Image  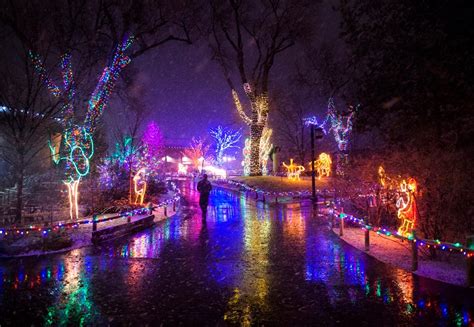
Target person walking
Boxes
[197,174,212,219]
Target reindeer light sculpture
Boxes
[31,35,133,220]
[133,168,147,205]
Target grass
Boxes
[231,176,332,193]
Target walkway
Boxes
[0,180,473,325]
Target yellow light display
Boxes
[378,165,386,187]
[65,179,80,221]
[133,168,147,205]
[396,178,417,236]
[309,152,332,179]
[259,128,273,175]
[232,90,252,125]
[283,159,305,181]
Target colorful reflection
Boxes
[305,215,473,325]
[0,180,473,326]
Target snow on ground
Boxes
[2,196,179,258]
[333,226,467,287]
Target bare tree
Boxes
[209,0,314,175]
[0,45,63,223]
[0,0,198,221]
[272,93,309,165]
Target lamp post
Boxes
[311,125,324,202]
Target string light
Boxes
[231,83,270,175]
[232,90,251,125]
[210,125,241,166]
[329,203,472,257]
[85,35,134,133]
[216,179,312,198]
[259,128,273,175]
[282,159,305,181]
[242,138,251,176]
[304,98,357,175]
[31,34,134,220]
[0,182,181,238]
[133,168,147,205]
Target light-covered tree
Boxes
[209,0,315,175]
[210,126,241,166]
[183,137,210,170]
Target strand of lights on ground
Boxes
[0,181,181,237]
[215,178,474,257]
[218,179,312,198]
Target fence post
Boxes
[411,229,418,271]
[339,208,344,237]
[364,217,370,251]
[164,206,168,217]
[92,215,98,232]
[173,201,176,212]
[262,193,266,203]
[275,196,278,204]
[467,235,474,287]
[127,214,131,223]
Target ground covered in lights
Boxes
[232,175,331,193]
[334,227,466,286]
[0,181,473,326]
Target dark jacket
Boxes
[197,179,212,204]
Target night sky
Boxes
[104,0,339,148]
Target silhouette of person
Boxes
[197,173,212,219]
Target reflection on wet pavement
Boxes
[0,181,473,325]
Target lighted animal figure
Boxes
[283,159,305,181]
[396,178,417,236]
[242,138,251,176]
[309,153,332,179]
[31,35,133,220]
[133,168,147,205]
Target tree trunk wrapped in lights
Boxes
[209,0,312,175]
[232,84,269,175]
[259,127,273,175]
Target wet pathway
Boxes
[0,181,473,326]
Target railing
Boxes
[328,202,474,286]
[0,181,181,237]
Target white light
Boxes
[203,165,226,179]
